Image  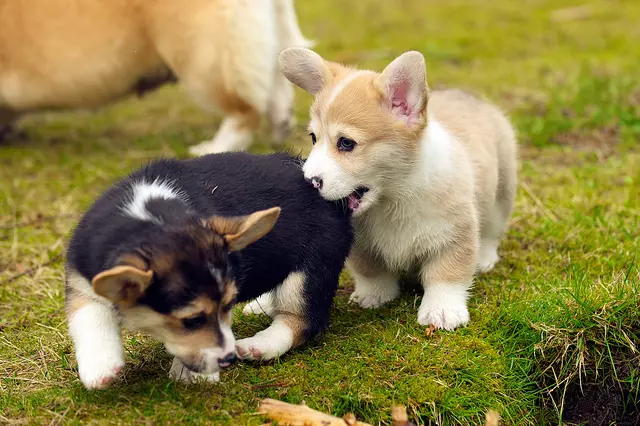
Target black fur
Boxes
[67,152,353,340]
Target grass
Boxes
[1,0,639,424]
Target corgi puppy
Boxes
[279,48,517,330]
[0,0,311,154]
[65,152,352,390]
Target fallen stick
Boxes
[258,398,500,426]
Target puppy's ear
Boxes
[279,47,331,94]
[92,265,153,307]
[209,207,281,252]
[376,51,428,127]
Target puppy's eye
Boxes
[222,304,233,314]
[337,137,356,152]
[309,132,317,145]
[182,314,207,330]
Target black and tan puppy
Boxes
[65,152,352,389]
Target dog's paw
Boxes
[236,322,293,361]
[77,351,125,390]
[349,279,400,309]
[242,293,275,317]
[168,358,220,384]
[477,249,500,273]
[417,283,470,330]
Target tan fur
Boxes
[281,48,517,330]
[0,0,311,152]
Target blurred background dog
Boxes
[0,0,311,155]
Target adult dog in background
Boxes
[0,0,311,154]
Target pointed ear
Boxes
[92,266,153,307]
[279,47,331,95]
[376,51,428,126]
[209,207,281,252]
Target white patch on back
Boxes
[326,71,365,107]
[121,178,188,224]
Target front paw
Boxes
[168,358,220,384]
[417,283,470,330]
[77,349,125,390]
[349,279,400,309]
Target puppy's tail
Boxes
[274,0,315,49]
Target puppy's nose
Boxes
[305,176,323,189]
[217,352,237,368]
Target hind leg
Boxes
[477,197,513,273]
[188,110,259,156]
[267,0,314,142]
[242,291,277,318]
[236,269,335,361]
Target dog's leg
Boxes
[242,291,277,318]
[188,112,259,156]
[267,0,314,143]
[236,270,333,360]
[347,248,400,309]
[66,287,125,390]
[477,203,509,273]
[168,357,220,384]
[417,229,477,330]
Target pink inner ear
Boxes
[388,78,414,122]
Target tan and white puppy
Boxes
[0,0,311,154]
[279,48,517,330]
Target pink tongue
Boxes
[347,194,360,210]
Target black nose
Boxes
[305,176,323,189]
[218,352,236,368]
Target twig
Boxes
[0,254,63,285]
[521,181,559,222]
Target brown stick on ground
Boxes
[258,399,415,426]
[258,398,498,426]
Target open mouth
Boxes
[346,186,370,212]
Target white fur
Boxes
[417,282,471,330]
[348,268,400,308]
[356,118,465,271]
[236,317,294,360]
[121,179,187,223]
[68,302,125,390]
[243,292,276,317]
[242,271,306,317]
[169,358,220,384]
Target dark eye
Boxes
[222,304,233,314]
[309,132,317,145]
[337,137,356,152]
[182,314,207,330]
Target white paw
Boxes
[417,282,470,330]
[242,293,276,317]
[77,349,125,390]
[349,278,400,309]
[477,249,500,273]
[236,320,293,361]
[168,358,220,384]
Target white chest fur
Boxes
[354,119,472,272]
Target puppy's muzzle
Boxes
[217,352,237,368]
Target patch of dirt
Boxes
[561,380,640,426]
[552,125,620,153]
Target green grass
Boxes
[1,0,639,424]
